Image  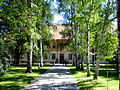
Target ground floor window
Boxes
[52,53,56,59]
[69,54,72,60]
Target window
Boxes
[52,43,56,48]
[52,53,56,59]
[69,54,72,60]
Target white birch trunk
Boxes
[39,38,43,67]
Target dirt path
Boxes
[23,64,79,90]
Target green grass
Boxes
[0,65,52,90]
[69,65,118,90]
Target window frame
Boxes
[51,43,56,48]
[52,53,56,59]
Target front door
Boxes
[60,54,64,64]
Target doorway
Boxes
[60,54,64,64]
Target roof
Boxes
[50,24,69,40]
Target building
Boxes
[44,24,75,64]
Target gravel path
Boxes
[23,64,79,90]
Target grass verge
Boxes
[69,65,118,90]
[0,65,52,90]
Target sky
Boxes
[53,0,117,26]
[53,14,63,24]
[113,20,117,27]
[53,0,64,24]
[53,14,117,27]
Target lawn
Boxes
[0,65,52,90]
[69,64,119,90]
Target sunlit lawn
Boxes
[0,65,52,90]
[69,64,118,90]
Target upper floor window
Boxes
[52,43,56,48]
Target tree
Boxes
[92,0,117,79]
[25,0,53,72]
[116,0,120,89]
[0,0,53,73]
[56,0,117,79]
[0,39,12,75]
[39,38,43,67]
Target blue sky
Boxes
[53,14,117,27]
[53,0,117,26]
[53,14,63,24]
[113,20,117,27]
[53,0,64,24]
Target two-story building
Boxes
[44,24,75,64]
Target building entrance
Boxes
[60,54,64,64]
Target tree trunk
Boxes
[75,23,80,70]
[75,36,80,70]
[25,0,33,73]
[39,38,43,67]
[14,43,22,65]
[93,56,99,80]
[14,50,20,65]
[26,36,33,73]
[81,55,84,71]
[92,55,95,66]
[81,31,84,71]
[76,59,80,70]
[116,50,119,75]
[116,0,120,89]
[92,49,95,66]
[87,30,91,77]
[72,60,76,66]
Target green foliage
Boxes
[0,40,11,75]
[0,0,53,73]
[57,0,117,62]
[69,65,118,90]
[0,65,52,90]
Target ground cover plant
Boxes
[0,65,52,90]
[69,64,118,90]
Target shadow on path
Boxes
[23,64,79,90]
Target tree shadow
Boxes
[69,66,116,90]
[0,75,35,90]
[24,80,79,90]
[77,79,107,90]
[33,68,48,74]
[0,65,51,90]
[0,84,22,90]
[91,65,118,80]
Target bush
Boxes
[0,58,9,75]
[0,40,11,75]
